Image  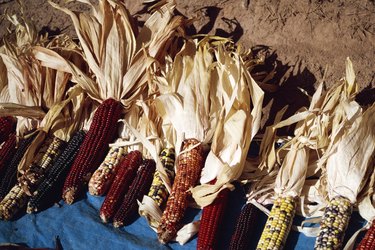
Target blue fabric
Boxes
[0,186,367,249]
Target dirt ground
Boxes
[0,0,374,120]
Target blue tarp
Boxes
[0,185,367,249]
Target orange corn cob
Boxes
[157,138,205,244]
[63,98,122,204]
[99,150,142,223]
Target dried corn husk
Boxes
[343,166,375,250]
[39,0,184,111]
[0,13,84,137]
[258,59,360,204]
[137,101,177,230]
[318,104,375,204]
[191,44,264,207]
[155,39,220,150]
[154,39,223,244]
[358,167,375,224]
[17,85,88,175]
[3,29,87,174]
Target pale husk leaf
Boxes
[191,45,264,206]
[155,40,219,153]
[322,104,375,203]
[17,85,87,174]
[357,168,375,222]
[50,0,182,111]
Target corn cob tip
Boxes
[88,186,98,196]
[157,227,175,244]
[26,205,35,214]
[113,221,123,228]
[63,187,77,205]
[100,212,109,223]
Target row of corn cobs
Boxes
[0,114,372,250]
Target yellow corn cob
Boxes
[0,183,28,220]
[256,196,296,250]
[314,196,352,250]
[147,148,175,208]
[88,146,127,196]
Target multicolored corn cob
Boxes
[88,146,127,196]
[314,196,352,250]
[27,131,86,213]
[100,150,142,223]
[0,116,15,144]
[157,138,205,244]
[113,159,156,228]
[63,98,122,204]
[256,196,296,250]
[0,134,36,201]
[0,183,28,220]
[356,221,375,250]
[229,203,261,250]
[0,134,17,177]
[19,136,66,196]
[0,135,66,219]
[197,187,230,250]
[147,148,176,208]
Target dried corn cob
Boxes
[356,221,375,250]
[27,130,86,213]
[314,196,352,250]
[19,136,66,196]
[88,146,127,196]
[100,150,142,223]
[113,159,156,227]
[0,117,15,144]
[63,98,122,204]
[147,148,176,208]
[157,138,205,244]
[0,183,28,220]
[229,203,260,250]
[197,186,230,250]
[256,196,296,250]
[0,134,17,177]
[0,133,36,201]
[0,136,64,219]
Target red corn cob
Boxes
[113,159,156,228]
[0,117,15,144]
[99,150,142,223]
[356,221,375,250]
[229,203,260,250]
[157,138,205,244]
[197,186,230,250]
[0,134,17,177]
[62,98,122,204]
